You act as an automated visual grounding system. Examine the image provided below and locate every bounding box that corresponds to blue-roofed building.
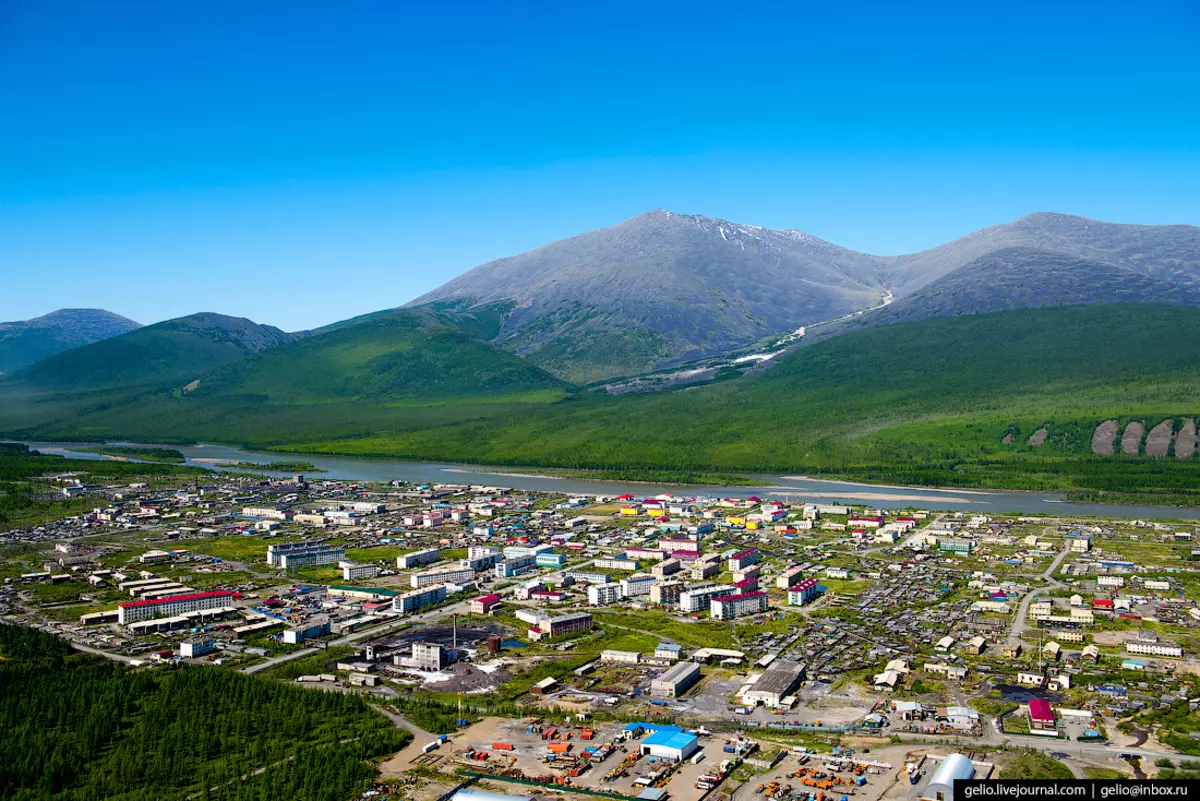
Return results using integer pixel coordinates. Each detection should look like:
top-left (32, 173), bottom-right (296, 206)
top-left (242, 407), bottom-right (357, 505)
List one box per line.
top-left (623, 722), bottom-right (699, 761)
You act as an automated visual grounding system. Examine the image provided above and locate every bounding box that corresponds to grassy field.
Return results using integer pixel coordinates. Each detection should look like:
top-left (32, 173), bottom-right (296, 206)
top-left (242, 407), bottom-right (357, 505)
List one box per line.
top-left (10, 305), bottom-right (1200, 500)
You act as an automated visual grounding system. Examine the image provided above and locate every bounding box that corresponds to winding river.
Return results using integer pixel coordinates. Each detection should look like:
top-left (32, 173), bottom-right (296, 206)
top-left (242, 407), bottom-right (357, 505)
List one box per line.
top-left (17, 440), bottom-right (1200, 520)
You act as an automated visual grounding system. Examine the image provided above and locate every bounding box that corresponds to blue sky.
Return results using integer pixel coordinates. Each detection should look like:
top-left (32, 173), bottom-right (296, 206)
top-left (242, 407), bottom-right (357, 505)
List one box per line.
top-left (2, 0), bottom-right (1198, 330)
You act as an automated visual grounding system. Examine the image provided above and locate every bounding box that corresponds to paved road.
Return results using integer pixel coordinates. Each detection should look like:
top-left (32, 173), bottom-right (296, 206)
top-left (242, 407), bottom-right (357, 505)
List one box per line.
top-left (1008, 545), bottom-right (1071, 641)
top-left (69, 641), bottom-right (146, 665)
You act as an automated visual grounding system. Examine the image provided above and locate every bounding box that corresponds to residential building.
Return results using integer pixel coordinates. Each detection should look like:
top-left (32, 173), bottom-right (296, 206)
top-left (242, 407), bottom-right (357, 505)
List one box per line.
top-left (652, 558), bottom-right (682, 578)
top-left (595, 557), bottom-right (639, 571)
top-left (278, 545), bottom-right (345, 569)
top-left (728, 549), bottom-right (760, 571)
top-left (938, 539), bottom-right (973, 554)
top-left (787, 578), bottom-right (820, 606)
top-left (397, 548), bottom-right (441, 569)
top-left (655, 642), bottom-right (683, 661)
top-left (776, 566), bottom-right (805, 590)
top-left (620, 574), bottom-right (657, 598)
top-left (711, 591), bottom-right (769, 620)
top-left (651, 581), bottom-right (683, 605)
top-left (339, 561), bottom-right (379, 581)
top-left (588, 582), bottom-right (623, 606)
top-left (393, 584), bottom-right (447, 615)
top-left (470, 593), bottom-right (501, 614)
top-left (496, 555), bottom-right (537, 577)
top-left (528, 611), bottom-right (593, 641)
top-left (118, 591), bottom-right (235, 625)
top-left (690, 561), bottom-right (720, 580)
top-left (1126, 641), bottom-right (1182, 657)
top-left (267, 539), bottom-right (332, 566)
top-left (243, 507), bottom-right (291, 521)
top-left (679, 584), bottom-right (728, 613)
top-left (412, 566), bottom-right (475, 588)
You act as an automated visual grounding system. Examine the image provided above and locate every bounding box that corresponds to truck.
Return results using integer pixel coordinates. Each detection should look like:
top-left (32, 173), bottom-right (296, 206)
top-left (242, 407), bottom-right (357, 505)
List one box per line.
top-left (422, 741), bottom-right (440, 754)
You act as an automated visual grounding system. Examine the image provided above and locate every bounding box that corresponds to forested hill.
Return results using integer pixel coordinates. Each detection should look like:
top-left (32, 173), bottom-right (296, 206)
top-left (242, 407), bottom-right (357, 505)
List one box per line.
top-left (0, 624), bottom-right (410, 801)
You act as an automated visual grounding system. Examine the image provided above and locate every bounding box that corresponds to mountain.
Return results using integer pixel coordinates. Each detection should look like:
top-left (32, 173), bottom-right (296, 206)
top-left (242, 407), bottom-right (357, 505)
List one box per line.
top-left (409, 210), bottom-right (890, 383)
top-left (0, 309), bottom-right (571, 444)
top-left (2, 312), bottom-right (294, 392)
top-left (285, 303), bottom-right (1200, 500)
top-left (846, 213), bottom-right (1200, 328)
top-left (410, 210), bottom-right (1200, 382)
top-left (181, 308), bottom-right (570, 404)
top-left (0, 309), bottom-right (141, 375)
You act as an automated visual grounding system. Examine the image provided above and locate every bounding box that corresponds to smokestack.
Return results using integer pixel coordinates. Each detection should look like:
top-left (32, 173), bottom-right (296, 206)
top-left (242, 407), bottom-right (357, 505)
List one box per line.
top-left (453, 613), bottom-right (458, 650)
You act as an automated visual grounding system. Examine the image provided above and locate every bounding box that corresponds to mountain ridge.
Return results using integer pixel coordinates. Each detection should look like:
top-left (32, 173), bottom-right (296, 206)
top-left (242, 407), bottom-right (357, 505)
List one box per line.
top-left (407, 209), bottom-right (1200, 382)
top-left (0, 308), bottom-right (141, 376)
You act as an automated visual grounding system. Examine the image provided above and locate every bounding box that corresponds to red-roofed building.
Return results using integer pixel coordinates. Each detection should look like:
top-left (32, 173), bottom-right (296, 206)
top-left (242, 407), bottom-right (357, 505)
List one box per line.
top-left (471, 593), bottom-right (502, 614)
top-left (1093, 598), bottom-right (1114, 610)
top-left (118, 591), bottom-right (236, 625)
top-left (711, 591), bottom-right (769, 620)
top-left (1028, 699), bottom-right (1056, 731)
top-left (728, 549), bottom-right (760, 571)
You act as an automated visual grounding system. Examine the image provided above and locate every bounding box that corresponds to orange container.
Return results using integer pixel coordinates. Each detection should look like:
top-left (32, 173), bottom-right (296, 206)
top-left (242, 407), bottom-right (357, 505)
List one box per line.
top-left (492, 743), bottom-right (514, 751)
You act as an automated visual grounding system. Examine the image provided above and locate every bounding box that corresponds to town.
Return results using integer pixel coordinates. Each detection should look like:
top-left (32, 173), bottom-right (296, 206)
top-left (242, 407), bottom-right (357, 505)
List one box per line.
top-left (5, 466), bottom-right (1200, 800)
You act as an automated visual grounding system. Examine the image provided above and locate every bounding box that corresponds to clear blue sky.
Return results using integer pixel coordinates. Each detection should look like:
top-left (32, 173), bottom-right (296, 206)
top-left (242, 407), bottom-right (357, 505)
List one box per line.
top-left (2, 0), bottom-right (1198, 331)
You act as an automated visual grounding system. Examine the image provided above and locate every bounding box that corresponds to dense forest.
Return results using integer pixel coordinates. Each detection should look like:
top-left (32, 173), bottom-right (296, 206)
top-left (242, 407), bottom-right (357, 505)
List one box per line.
top-left (0, 624), bottom-right (410, 801)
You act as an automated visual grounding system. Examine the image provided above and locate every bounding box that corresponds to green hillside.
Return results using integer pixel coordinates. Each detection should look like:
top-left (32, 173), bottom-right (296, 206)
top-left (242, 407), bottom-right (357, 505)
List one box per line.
top-left (0, 309), bottom-right (572, 444)
top-left (6, 303), bottom-right (1200, 501)
top-left (275, 304), bottom-right (1200, 500)
top-left (4, 312), bottom-right (293, 391)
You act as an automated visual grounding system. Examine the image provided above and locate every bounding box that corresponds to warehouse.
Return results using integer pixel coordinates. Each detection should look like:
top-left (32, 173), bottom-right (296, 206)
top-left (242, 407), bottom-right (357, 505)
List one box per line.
top-left (922, 754), bottom-right (974, 801)
top-left (650, 661), bottom-right (701, 697)
top-left (742, 660), bottom-right (805, 708)
top-left (625, 723), bottom-right (699, 762)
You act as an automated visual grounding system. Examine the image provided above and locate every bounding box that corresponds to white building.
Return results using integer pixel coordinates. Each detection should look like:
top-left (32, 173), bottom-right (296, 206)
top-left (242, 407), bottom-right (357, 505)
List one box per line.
top-left (588, 583), bottom-right (623, 606)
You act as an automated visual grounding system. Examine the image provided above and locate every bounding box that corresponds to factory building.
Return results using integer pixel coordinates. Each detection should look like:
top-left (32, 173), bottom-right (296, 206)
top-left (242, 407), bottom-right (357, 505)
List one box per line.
top-left (397, 548), bottom-right (441, 570)
top-left (118, 590), bottom-right (236, 625)
top-left (711, 591), bottom-right (769, 620)
top-left (742, 660), bottom-right (805, 707)
top-left (922, 754), bottom-right (975, 801)
top-left (393, 584), bottom-right (447, 615)
top-left (283, 616), bottom-right (331, 644)
top-left (624, 723), bottom-right (699, 762)
top-left (650, 661), bottom-right (701, 697)
top-left (395, 641), bottom-right (451, 671)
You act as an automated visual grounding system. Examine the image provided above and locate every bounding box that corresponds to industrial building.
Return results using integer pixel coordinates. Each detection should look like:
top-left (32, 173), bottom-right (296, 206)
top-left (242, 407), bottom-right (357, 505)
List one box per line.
top-left (327, 585), bottom-right (399, 602)
top-left (922, 754), bottom-right (975, 801)
top-left (118, 590), bottom-right (236, 625)
top-left (624, 723), bottom-right (699, 762)
top-left (395, 641), bottom-right (451, 671)
top-left (397, 548), bottom-right (441, 569)
top-left (283, 616), bottom-right (331, 644)
top-left (650, 661), bottom-right (701, 697)
top-left (742, 660), bottom-right (805, 707)
top-left (711, 591), bottom-right (769, 620)
top-left (393, 584), bottom-right (447, 614)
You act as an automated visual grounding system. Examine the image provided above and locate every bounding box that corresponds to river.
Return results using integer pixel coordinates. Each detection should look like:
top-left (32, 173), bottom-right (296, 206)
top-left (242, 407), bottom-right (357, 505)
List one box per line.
top-left (16, 440), bottom-right (1200, 520)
